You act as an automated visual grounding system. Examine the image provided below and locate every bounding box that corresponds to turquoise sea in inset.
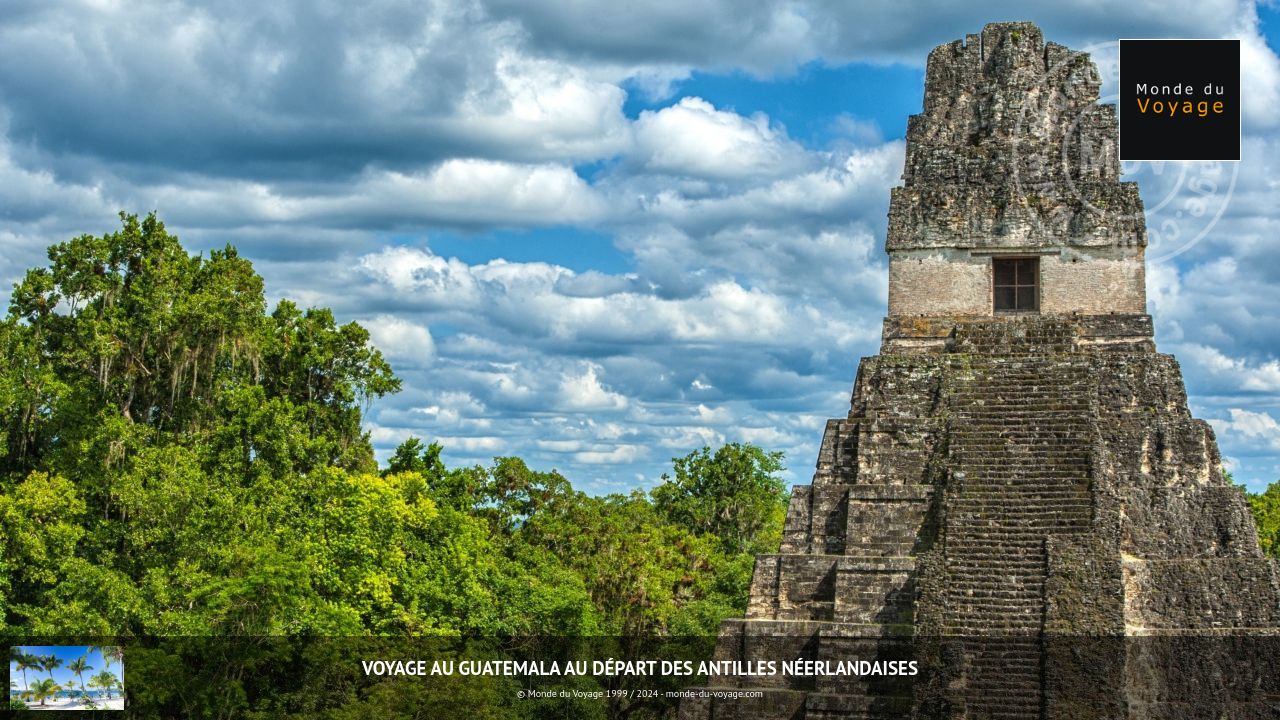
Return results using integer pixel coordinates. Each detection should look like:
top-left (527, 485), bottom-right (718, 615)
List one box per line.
top-left (10, 689), bottom-right (120, 699)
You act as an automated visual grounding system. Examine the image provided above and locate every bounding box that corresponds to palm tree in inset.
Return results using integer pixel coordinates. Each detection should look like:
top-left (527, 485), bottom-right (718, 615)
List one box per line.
top-left (39, 654), bottom-right (62, 682)
top-left (99, 645), bottom-right (123, 673)
top-left (90, 671), bottom-right (119, 701)
top-left (13, 651), bottom-right (39, 696)
top-left (88, 645), bottom-right (124, 676)
top-left (9, 648), bottom-right (24, 691)
top-left (67, 656), bottom-right (93, 698)
top-left (29, 678), bottom-right (61, 707)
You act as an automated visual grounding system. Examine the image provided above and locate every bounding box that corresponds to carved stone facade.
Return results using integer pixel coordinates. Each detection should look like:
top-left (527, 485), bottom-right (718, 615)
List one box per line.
top-left (681, 22), bottom-right (1280, 720)
top-left (886, 22), bottom-right (1145, 319)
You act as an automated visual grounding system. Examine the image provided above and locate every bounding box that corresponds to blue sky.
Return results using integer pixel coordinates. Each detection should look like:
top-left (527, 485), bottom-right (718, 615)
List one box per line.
top-left (0, 1), bottom-right (1278, 492)
top-left (9, 646), bottom-right (121, 692)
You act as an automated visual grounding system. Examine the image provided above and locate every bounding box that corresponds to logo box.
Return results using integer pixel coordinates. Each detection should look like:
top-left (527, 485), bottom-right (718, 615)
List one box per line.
top-left (1119, 39), bottom-right (1240, 161)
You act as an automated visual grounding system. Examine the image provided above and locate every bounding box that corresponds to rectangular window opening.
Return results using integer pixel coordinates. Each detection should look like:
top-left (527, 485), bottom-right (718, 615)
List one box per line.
top-left (993, 258), bottom-right (1039, 313)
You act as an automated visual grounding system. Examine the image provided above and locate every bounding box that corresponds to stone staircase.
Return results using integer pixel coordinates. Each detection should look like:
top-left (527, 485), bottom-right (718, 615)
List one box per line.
top-left (682, 318), bottom-right (1106, 720)
top-left (939, 321), bottom-right (1096, 719)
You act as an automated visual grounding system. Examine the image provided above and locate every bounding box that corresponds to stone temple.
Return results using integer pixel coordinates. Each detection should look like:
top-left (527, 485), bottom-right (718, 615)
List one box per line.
top-left (682, 22), bottom-right (1280, 720)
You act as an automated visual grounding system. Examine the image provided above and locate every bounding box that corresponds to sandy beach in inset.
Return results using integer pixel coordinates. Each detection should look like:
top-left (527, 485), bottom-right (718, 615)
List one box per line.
top-left (24, 696), bottom-right (125, 711)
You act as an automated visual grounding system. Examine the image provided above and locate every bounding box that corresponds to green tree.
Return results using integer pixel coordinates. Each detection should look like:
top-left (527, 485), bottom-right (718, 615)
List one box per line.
top-left (12, 650), bottom-right (39, 695)
top-left (89, 671), bottom-right (119, 700)
top-left (258, 301), bottom-right (400, 473)
top-left (6, 214), bottom-right (264, 448)
top-left (67, 656), bottom-right (92, 696)
top-left (0, 214), bottom-right (402, 636)
top-left (39, 654), bottom-right (61, 682)
top-left (386, 437), bottom-right (445, 477)
top-left (0, 472), bottom-right (86, 597)
top-left (1, 211), bottom-right (397, 479)
top-left (481, 456), bottom-right (574, 532)
top-left (102, 645), bottom-right (123, 671)
top-left (28, 678), bottom-right (60, 707)
top-left (520, 489), bottom-right (712, 636)
top-left (1243, 479), bottom-right (1280, 560)
top-left (651, 443), bottom-right (787, 554)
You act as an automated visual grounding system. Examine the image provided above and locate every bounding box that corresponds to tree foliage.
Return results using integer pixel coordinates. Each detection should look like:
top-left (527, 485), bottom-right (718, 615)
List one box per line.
top-left (0, 215), bottom-right (790, 718)
top-left (651, 443), bottom-right (786, 555)
top-left (28, 677), bottom-right (61, 706)
top-left (1240, 477), bottom-right (1280, 560)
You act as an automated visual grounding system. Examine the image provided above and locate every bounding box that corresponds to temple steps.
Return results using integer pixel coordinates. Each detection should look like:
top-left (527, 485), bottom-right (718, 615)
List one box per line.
top-left (950, 396), bottom-right (1093, 405)
top-left (936, 349), bottom-right (1094, 715)
top-left (952, 484), bottom-right (1087, 490)
top-left (953, 415), bottom-right (1090, 423)
top-left (946, 522), bottom-right (1084, 531)
top-left (946, 507), bottom-right (1091, 517)
top-left (952, 452), bottom-right (1090, 460)
top-left (950, 475), bottom-right (1090, 482)
top-left (945, 536), bottom-right (1048, 547)
top-left (954, 488), bottom-right (1088, 497)
top-left (947, 556), bottom-right (1044, 567)
top-left (946, 587), bottom-right (1045, 597)
top-left (685, 319), bottom-right (1174, 718)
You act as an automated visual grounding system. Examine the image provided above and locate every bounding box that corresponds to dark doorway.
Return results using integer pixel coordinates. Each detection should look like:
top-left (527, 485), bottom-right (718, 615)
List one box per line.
top-left (993, 258), bottom-right (1039, 313)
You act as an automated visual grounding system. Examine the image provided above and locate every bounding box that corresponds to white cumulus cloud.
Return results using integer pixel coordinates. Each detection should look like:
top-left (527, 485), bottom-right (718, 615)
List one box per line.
top-left (632, 97), bottom-right (810, 179)
top-left (558, 364), bottom-right (629, 411)
top-left (362, 315), bottom-right (435, 365)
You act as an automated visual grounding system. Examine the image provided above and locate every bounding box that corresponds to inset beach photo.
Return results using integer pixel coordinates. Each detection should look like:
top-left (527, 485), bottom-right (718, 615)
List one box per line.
top-left (9, 646), bottom-right (124, 711)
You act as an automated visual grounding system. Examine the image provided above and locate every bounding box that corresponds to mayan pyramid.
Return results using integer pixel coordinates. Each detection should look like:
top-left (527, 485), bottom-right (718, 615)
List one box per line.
top-left (681, 22), bottom-right (1280, 720)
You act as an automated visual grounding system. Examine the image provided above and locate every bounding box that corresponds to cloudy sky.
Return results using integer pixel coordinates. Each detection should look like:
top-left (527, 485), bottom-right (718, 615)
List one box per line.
top-left (1, 1), bottom-right (1278, 493)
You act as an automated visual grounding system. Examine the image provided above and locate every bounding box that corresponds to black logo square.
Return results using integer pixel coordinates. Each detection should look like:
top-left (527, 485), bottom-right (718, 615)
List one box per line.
top-left (1119, 39), bottom-right (1240, 161)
